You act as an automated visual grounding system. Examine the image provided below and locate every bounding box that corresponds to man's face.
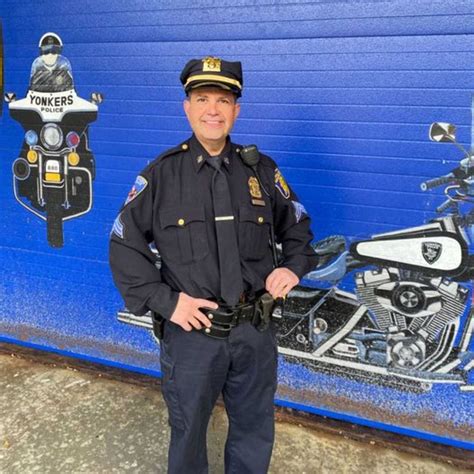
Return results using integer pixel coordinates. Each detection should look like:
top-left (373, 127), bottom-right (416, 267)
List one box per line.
top-left (183, 88), bottom-right (240, 150)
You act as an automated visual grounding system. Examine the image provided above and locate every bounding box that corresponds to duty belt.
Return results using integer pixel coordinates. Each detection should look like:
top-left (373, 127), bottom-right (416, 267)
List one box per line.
top-left (200, 292), bottom-right (275, 339)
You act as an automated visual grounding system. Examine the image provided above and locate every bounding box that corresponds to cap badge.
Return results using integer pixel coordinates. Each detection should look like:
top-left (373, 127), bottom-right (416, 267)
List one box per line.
top-left (202, 56), bottom-right (222, 72)
top-left (248, 176), bottom-right (262, 199)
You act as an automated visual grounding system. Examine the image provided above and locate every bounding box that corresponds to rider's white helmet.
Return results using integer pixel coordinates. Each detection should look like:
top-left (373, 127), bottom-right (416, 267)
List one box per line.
top-left (38, 32), bottom-right (63, 56)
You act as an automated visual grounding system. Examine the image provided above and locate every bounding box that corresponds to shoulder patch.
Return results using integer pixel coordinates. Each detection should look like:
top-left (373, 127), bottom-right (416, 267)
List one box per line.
top-left (275, 168), bottom-right (290, 199)
top-left (125, 175), bottom-right (148, 206)
top-left (292, 200), bottom-right (307, 223)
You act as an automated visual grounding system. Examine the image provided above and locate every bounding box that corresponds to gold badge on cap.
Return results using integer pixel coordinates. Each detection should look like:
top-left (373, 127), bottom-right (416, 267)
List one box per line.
top-left (248, 176), bottom-right (262, 199)
top-left (202, 56), bottom-right (222, 72)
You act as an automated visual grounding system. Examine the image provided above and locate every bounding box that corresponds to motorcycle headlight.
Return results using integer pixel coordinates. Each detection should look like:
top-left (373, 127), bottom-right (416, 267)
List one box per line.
top-left (40, 124), bottom-right (63, 150)
top-left (25, 130), bottom-right (38, 146)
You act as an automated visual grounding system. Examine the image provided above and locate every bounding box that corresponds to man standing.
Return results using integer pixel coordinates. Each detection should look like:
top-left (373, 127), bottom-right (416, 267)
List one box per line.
top-left (109, 57), bottom-right (318, 473)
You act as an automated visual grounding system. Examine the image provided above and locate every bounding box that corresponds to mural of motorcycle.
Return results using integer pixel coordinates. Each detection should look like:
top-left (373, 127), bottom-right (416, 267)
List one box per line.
top-left (4, 32), bottom-right (103, 248)
top-left (281, 121), bottom-right (474, 392)
top-left (114, 121), bottom-right (474, 393)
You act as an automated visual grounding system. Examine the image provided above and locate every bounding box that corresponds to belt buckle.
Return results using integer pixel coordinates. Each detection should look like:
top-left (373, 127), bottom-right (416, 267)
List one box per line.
top-left (230, 309), bottom-right (240, 326)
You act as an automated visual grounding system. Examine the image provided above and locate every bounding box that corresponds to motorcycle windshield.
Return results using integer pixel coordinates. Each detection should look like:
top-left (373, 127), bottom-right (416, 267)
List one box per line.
top-left (29, 55), bottom-right (74, 93)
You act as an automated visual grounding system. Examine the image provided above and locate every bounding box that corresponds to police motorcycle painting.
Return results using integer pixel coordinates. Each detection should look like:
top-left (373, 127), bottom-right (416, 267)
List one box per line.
top-left (278, 118), bottom-right (474, 393)
top-left (4, 32), bottom-right (103, 248)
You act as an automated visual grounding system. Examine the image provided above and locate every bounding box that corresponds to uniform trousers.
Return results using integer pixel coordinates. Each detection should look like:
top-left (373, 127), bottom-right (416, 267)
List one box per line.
top-left (159, 320), bottom-right (278, 474)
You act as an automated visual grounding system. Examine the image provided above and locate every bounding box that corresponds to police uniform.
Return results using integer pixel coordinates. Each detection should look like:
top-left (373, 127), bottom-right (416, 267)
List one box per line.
top-left (30, 55), bottom-right (74, 93)
top-left (109, 57), bottom-right (318, 474)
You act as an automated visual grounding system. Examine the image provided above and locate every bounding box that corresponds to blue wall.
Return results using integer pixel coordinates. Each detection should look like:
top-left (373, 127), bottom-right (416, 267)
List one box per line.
top-left (0, 0), bottom-right (473, 450)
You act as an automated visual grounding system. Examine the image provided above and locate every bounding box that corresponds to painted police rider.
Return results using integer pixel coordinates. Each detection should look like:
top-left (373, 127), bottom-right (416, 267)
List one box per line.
top-left (29, 32), bottom-right (73, 93)
top-left (109, 56), bottom-right (318, 473)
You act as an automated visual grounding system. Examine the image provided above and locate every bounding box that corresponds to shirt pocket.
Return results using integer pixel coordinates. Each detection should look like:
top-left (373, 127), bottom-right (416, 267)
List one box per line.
top-left (238, 205), bottom-right (272, 261)
top-left (158, 205), bottom-right (209, 264)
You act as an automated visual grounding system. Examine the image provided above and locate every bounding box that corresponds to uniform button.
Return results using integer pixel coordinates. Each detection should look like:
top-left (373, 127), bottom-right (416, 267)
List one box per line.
top-left (205, 328), bottom-right (211, 334)
top-left (208, 314), bottom-right (214, 320)
top-left (181, 143), bottom-right (189, 150)
top-left (258, 216), bottom-right (264, 223)
top-left (178, 218), bottom-right (185, 226)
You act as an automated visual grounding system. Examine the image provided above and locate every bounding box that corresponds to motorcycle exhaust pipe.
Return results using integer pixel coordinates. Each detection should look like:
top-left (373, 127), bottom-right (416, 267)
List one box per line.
top-left (12, 158), bottom-right (31, 181)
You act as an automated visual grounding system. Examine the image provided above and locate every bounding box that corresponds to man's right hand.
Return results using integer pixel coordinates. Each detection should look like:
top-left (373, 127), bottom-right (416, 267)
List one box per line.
top-left (169, 292), bottom-right (218, 331)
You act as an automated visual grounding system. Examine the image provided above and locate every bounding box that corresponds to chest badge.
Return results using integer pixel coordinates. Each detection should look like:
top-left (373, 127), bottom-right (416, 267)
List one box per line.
top-left (248, 176), bottom-right (265, 206)
top-left (248, 176), bottom-right (262, 198)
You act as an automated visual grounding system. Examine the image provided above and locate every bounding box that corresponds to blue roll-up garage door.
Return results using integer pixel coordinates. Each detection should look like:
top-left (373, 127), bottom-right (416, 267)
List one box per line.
top-left (0, 0), bottom-right (473, 450)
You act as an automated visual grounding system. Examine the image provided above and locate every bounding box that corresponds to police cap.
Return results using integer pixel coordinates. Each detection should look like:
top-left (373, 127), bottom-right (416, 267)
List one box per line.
top-left (180, 56), bottom-right (243, 98)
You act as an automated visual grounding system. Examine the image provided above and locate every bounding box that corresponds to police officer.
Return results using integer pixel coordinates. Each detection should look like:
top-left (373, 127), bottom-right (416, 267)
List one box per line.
top-left (109, 57), bottom-right (318, 473)
top-left (30, 32), bottom-right (74, 93)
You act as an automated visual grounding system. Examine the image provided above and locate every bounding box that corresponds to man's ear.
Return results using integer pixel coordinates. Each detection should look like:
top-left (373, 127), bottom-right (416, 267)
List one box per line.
top-left (183, 98), bottom-right (190, 118)
top-left (234, 102), bottom-right (241, 120)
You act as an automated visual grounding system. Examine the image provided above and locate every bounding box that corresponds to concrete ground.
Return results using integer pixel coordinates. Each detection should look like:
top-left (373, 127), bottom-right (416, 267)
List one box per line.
top-left (0, 351), bottom-right (471, 474)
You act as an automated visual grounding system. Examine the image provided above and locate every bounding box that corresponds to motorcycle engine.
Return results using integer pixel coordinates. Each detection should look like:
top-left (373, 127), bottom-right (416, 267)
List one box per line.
top-left (355, 268), bottom-right (468, 368)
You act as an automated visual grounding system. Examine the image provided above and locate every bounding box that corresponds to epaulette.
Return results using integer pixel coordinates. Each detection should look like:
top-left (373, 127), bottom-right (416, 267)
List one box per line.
top-left (158, 141), bottom-right (190, 161)
top-left (144, 141), bottom-right (190, 172)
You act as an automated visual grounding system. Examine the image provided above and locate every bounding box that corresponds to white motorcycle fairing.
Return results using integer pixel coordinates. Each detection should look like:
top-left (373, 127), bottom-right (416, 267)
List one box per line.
top-left (8, 90), bottom-right (98, 122)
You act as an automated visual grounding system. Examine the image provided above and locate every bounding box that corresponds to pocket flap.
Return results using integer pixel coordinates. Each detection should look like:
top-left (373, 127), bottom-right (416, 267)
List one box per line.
top-left (160, 206), bottom-right (205, 229)
top-left (239, 205), bottom-right (272, 225)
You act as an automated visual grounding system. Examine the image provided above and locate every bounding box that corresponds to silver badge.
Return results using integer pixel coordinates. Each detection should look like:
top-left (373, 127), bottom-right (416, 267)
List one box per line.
top-left (422, 242), bottom-right (442, 265)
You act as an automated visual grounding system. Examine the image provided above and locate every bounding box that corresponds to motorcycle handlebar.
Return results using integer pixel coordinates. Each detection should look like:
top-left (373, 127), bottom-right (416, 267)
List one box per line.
top-left (420, 174), bottom-right (454, 191)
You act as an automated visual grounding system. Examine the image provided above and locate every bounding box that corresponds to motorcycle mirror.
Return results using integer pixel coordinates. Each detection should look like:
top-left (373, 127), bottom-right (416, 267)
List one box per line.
top-left (90, 92), bottom-right (104, 105)
top-left (4, 92), bottom-right (16, 103)
top-left (429, 122), bottom-right (456, 143)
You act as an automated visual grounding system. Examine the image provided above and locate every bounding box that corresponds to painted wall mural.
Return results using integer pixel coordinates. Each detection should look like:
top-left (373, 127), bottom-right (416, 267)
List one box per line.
top-left (1, 1), bottom-right (473, 453)
top-left (282, 118), bottom-right (474, 394)
top-left (5, 32), bottom-right (103, 248)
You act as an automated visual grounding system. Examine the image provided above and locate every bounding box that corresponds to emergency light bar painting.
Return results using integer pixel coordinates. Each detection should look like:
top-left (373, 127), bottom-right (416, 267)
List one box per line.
top-left (4, 32), bottom-right (103, 248)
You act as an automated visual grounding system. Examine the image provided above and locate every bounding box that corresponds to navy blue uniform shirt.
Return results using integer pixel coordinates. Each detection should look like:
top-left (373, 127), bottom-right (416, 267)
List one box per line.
top-left (109, 135), bottom-right (318, 319)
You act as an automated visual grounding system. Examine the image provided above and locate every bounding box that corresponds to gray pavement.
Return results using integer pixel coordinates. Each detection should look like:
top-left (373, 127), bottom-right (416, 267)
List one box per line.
top-left (0, 352), bottom-right (470, 474)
